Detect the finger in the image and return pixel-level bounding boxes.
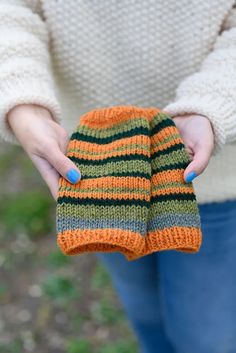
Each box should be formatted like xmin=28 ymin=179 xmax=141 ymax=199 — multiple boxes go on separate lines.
xmin=58 ymin=129 xmax=69 ymax=154
xmin=185 ymin=145 xmax=194 ymax=161
xmin=184 ymin=143 xmax=212 ymax=182
xmin=42 ymin=142 xmax=81 ymax=184
xmin=31 ymin=154 xmax=60 ymax=201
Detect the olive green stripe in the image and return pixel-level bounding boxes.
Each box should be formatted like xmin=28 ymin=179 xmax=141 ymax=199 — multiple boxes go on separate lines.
xmin=152 ymin=181 xmax=193 ymax=191
xmin=56 ymin=201 xmax=198 ymax=219
xmin=67 ymin=143 xmax=150 ymax=155
xmin=76 ymin=160 xmax=151 ymax=177
xmin=148 ymin=200 xmax=199 ymax=217
xmin=59 ymin=185 xmax=150 ymax=195
xmin=152 ymin=149 xmax=190 ymax=168
xmin=152 ymin=143 xmax=185 ymax=159
xmin=77 ymin=118 xmax=149 ymax=137
xmin=56 ymin=204 xmax=149 ymax=221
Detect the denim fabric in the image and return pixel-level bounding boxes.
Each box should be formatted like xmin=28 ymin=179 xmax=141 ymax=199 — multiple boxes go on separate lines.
xmin=97 ymin=200 xmax=236 ymax=353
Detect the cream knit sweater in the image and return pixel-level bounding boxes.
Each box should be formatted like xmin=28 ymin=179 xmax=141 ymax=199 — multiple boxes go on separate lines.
xmin=0 ymin=0 xmax=236 ymax=204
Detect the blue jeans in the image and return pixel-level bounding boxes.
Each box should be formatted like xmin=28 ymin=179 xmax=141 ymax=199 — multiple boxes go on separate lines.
xmin=97 ymin=200 xmax=236 ymax=353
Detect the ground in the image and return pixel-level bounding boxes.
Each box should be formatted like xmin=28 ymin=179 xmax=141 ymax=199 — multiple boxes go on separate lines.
xmin=0 ymin=142 xmax=138 ymax=353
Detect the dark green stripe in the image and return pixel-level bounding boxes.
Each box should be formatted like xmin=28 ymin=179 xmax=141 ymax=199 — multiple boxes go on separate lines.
xmin=151 ymin=193 xmax=196 ymax=203
xmin=81 ymin=171 xmax=151 ymax=180
xmin=151 ymin=143 xmax=185 ymax=159
xmin=152 ymin=161 xmax=189 ymax=173
xmin=151 ymin=118 xmax=175 ymax=137
xmin=67 ymin=143 xmax=150 ymax=155
xmin=71 ymin=126 xmax=149 ymax=144
xmin=57 ymin=195 xmax=150 ymax=207
xmin=69 ymin=153 xmax=150 ymax=166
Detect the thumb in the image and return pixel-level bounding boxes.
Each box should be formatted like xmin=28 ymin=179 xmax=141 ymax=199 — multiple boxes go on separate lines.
xmin=45 ymin=142 xmax=81 ymax=184
xmin=184 ymin=143 xmax=212 ymax=183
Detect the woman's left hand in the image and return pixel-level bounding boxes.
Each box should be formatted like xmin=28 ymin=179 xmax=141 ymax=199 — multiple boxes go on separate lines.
xmin=172 ymin=114 xmax=214 ymax=183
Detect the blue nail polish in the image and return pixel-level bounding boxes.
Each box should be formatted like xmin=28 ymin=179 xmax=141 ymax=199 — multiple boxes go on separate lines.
xmin=66 ymin=169 xmax=81 ymax=183
xmin=185 ymin=171 xmax=197 ymax=183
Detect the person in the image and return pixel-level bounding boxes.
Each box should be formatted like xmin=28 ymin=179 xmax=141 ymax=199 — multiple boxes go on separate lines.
xmin=1 ymin=1 xmax=236 ymax=352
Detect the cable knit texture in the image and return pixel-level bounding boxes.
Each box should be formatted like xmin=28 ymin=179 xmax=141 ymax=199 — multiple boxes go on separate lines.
xmin=0 ymin=0 xmax=236 ymax=203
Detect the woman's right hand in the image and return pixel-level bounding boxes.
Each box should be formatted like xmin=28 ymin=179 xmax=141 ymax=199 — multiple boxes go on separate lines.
xmin=6 ymin=104 xmax=81 ymax=201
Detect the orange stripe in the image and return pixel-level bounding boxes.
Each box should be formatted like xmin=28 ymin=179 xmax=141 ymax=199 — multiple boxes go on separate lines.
xmin=151 ymin=137 xmax=183 ymax=154
xmin=151 ymin=126 xmax=180 ymax=144
xmin=152 ymin=186 xmax=194 ymax=197
xmin=152 ymin=170 xmax=185 ymax=185
xmin=79 ymin=106 xmax=160 ymax=129
xmin=144 ymin=227 xmax=202 ymax=254
xmin=58 ymin=190 xmax=150 ymax=201
xmin=59 ymin=176 xmax=151 ymax=189
xmin=68 ymin=135 xmax=150 ymax=153
xmin=57 ymin=228 xmax=145 ymax=257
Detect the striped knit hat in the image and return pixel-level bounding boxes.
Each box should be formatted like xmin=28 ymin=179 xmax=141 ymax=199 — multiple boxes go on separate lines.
xmin=56 ymin=106 xmax=202 ymax=260
xmin=144 ymin=112 xmax=202 ymax=258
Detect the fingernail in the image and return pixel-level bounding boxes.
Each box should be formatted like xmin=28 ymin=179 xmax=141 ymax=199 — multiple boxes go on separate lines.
xmin=185 ymin=171 xmax=197 ymax=183
xmin=66 ymin=169 xmax=81 ymax=183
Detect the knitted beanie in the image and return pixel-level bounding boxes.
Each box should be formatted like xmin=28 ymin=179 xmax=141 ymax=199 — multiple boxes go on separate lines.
xmin=143 ymin=112 xmax=202 ymax=258
xmin=56 ymin=106 xmax=155 ymax=259
xmin=56 ymin=106 xmax=202 ymax=260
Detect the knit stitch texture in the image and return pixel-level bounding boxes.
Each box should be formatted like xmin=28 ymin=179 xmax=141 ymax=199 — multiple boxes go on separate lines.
xmin=56 ymin=106 xmax=202 ymax=260
xmin=1 ymin=0 xmax=236 ymax=203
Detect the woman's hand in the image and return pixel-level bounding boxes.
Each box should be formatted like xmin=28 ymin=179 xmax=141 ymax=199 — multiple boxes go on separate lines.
xmin=172 ymin=114 xmax=214 ymax=182
xmin=7 ymin=104 xmax=81 ymax=200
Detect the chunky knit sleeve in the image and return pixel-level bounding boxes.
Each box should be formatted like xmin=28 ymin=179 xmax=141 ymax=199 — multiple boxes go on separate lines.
xmin=0 ymin=1 xmax=62 ymax=144
xmin=163 ymin=5 xmax=236 ymax=155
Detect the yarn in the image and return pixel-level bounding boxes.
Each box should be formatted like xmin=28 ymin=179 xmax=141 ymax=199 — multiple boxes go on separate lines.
xmin=56 ymin=106 xmax=202 ymax=260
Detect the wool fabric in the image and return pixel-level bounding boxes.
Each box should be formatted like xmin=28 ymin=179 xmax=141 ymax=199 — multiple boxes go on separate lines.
xmin=1 ymin=1 xmax=236 ymax=204
xmin=56 ymin=106 xmax=202 ymax=260
xmin=144 ymin=112 xmax=202 ymax=256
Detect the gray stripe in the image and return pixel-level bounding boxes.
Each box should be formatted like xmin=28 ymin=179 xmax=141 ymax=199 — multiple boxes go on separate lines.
xmin=148 ymin=214 xmax=201 ymax=231
xmin=56 ymin=217 xmax=147 ymax=236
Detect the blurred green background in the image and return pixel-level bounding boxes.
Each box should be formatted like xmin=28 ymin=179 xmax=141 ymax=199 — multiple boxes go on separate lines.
xmin=0 ymin=142 xmax=138 ymax=353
